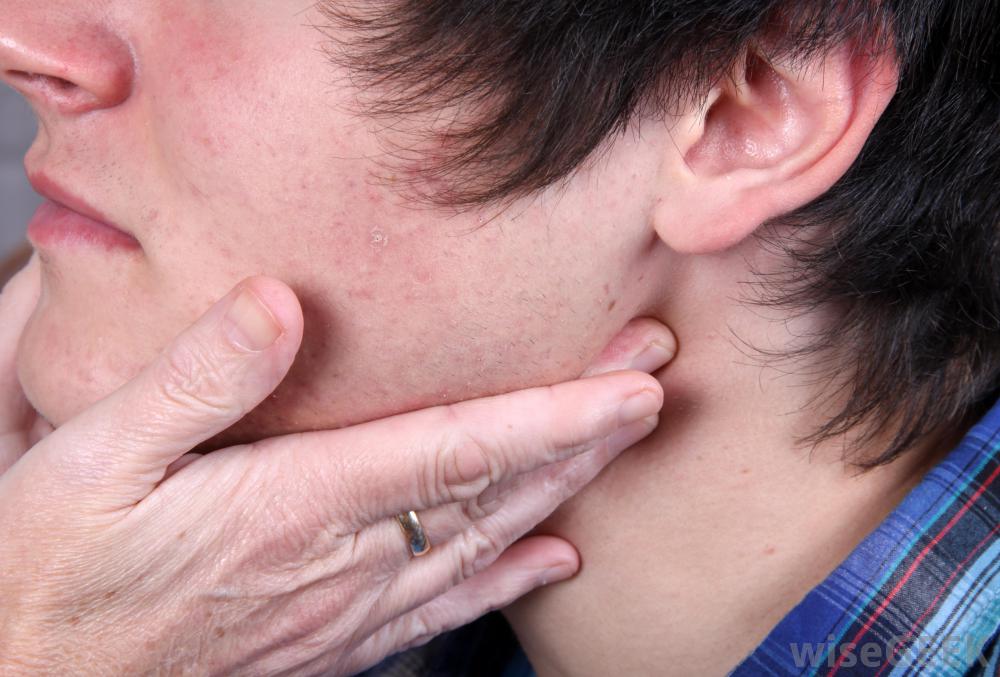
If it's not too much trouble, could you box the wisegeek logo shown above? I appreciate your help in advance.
[788,633,993,670]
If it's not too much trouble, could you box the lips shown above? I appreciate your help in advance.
[25,172,141,252]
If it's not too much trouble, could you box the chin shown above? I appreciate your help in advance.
[16,306,144,429]
[14,302,331,451]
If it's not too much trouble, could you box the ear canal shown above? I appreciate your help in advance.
[685,47,815,178]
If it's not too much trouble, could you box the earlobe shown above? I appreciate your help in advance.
[653,41,898,255]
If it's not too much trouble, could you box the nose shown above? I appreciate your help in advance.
[0,18,134,114]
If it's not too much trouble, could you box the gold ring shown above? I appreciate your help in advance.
[395,510,432,557]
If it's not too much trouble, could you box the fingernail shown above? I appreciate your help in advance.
[606,414,659,456]
[539,562,577,586]
[618,388,662,427]
[224,287,283,352]
[629,340,676,374]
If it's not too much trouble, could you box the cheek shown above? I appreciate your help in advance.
[141,3,345,220]
[204,216,637,448]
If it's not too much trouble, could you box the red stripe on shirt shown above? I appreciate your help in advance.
[826,461,1000,676]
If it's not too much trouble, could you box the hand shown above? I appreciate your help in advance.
[0,276,674,676]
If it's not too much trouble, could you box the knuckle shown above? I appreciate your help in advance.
[458,493,491,524]
[449,431,496,496]
[155,343,244,418]
[455,525,504,581]
[400,608,439,652]
[427,407,499,505]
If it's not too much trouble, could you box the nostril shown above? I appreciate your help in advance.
[3,69,100,112]
[48,76,76,92]
[47,75,76,91]
[4,69,32,84]
[6,69,35,82]
[8,70,77,91]
[1,24,134,112]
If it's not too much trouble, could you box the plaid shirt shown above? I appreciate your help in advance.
[361,397,1000,676]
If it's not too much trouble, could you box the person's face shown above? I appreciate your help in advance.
[2,1,670,445]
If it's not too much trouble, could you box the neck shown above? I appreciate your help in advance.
[503,240,950,676]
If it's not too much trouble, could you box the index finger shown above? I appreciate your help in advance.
[265,369,663,530]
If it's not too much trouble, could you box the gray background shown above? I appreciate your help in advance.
[0,84,41,261]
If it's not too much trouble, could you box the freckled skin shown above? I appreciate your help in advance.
[9,1,670,448]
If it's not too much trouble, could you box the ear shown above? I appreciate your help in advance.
[653,40,898,254]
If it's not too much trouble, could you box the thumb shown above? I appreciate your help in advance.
[0,252,41,437]
[26,277,303,505]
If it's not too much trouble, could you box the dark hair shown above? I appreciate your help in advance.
[317,0,1000,467]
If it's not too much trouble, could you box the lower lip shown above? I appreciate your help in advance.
[26,201,141,252]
